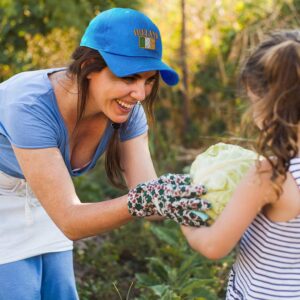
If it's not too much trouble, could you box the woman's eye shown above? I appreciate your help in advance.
[146,77,156,85]
[122,76,135,83]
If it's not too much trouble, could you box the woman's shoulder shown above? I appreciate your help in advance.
[0,69,66,150]
[1,68,64,104]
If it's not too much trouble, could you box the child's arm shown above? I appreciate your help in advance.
[181,160,275,260]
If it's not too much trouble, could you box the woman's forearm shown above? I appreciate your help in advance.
[59,195,133,240]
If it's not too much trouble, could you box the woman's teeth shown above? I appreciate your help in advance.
[116,99,134,109]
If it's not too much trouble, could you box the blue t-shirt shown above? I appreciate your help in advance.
[0,68,148,178]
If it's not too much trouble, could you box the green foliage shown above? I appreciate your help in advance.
[73,159,124,202]
[149,124,182,174]
[134,221,234,300]
[74,220,165,300]
[74,216,233,300]
[24,27,79,69]
[0,0,142,80]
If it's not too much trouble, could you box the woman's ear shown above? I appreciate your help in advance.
[80,59,97,79]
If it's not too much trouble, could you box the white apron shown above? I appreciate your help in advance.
[0,170,72,264]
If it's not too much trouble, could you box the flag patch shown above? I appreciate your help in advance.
[139,36,156,50]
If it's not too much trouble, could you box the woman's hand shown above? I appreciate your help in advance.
[127,173,210,226]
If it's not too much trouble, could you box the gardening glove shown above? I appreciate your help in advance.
[127,173,210,227]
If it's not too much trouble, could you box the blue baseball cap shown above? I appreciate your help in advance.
[80,8,179,86]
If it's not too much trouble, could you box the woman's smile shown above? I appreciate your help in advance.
[115,99,136,112]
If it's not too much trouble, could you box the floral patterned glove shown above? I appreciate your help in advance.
[127,173,210,227]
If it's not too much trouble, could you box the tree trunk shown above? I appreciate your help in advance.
[180,0,190,133]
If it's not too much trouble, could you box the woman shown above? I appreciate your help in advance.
[0,8,208,299]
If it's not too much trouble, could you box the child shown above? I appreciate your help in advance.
[181,30,300,299]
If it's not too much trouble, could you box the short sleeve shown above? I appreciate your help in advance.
[119,104,148,142]
[3,102,58,149]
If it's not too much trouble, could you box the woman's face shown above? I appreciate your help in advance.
[86,67,157,123]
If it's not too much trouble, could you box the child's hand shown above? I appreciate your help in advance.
[180,224,202,251]
[127,173,210,227]
[181,224,199,235]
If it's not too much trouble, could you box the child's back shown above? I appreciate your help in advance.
[227,158,300,299]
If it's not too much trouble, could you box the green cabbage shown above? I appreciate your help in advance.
[190,143,258,221]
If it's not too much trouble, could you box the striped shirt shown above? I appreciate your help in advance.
[226,157,300,299]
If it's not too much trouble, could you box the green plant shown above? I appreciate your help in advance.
[135,221,234,300]
[74,220,165,300]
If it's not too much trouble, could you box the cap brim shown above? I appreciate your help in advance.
[99,50,179,86]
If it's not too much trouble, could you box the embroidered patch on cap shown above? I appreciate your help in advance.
[134,29,158,50]
[139,36,156,50]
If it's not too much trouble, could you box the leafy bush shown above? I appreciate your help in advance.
[135,221,234,300]
[74,219,234,300]
[74,220,164,300]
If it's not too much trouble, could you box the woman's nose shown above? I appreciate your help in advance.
[130,82,146,101]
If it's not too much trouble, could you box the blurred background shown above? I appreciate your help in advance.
[1,0,299,299]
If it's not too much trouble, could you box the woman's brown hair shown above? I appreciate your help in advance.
[67,46,159,189]
[240,31,300,197]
